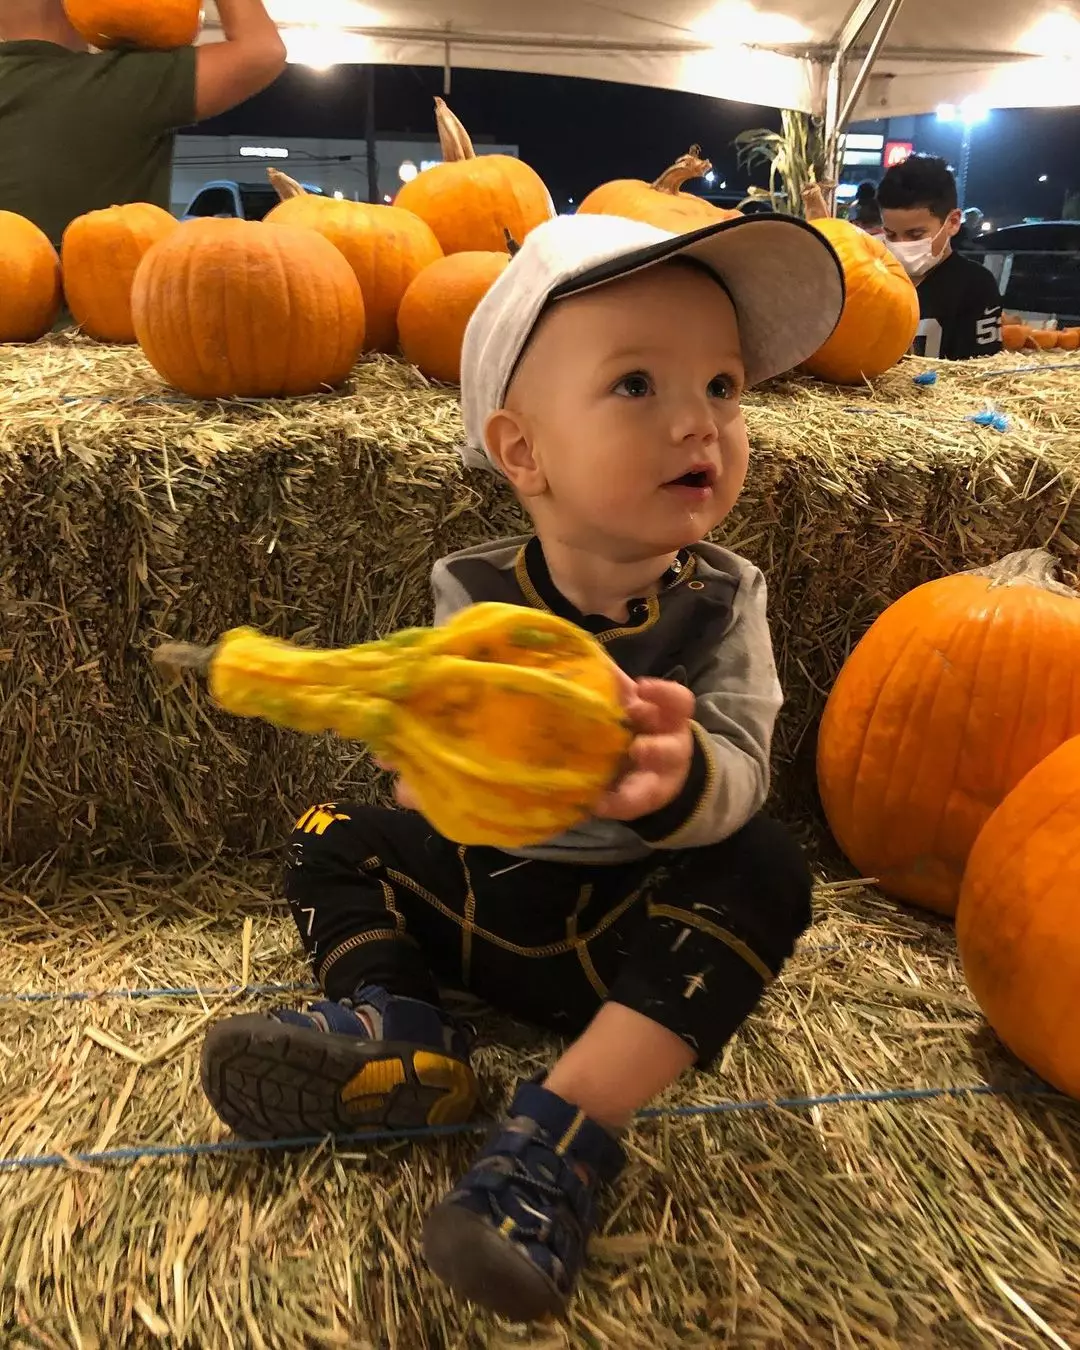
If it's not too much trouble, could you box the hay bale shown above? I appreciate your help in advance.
[1,863,1077,1345]
[2,342,1078,867]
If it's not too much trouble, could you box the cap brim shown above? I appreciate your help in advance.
[551,213,846,386]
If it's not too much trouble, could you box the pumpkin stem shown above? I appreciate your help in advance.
[268,167,307,201]
[503,228,521,257]
[802,183,831,220]
[650,146,712,196]
[434,96,476,162]
[968,549,1078,597]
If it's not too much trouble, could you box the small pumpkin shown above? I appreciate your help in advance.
[817,549,1080,917]
[264,170,442,353]
[1001,323,1031,351]
[577,147,742,232]
[61,202,178,342]
[957,735,1080,1098]
[1056,327,1079,351]
[394,98,553,255]
[1030,328,1058,350]
[398,251,509,384]
[62,0,201,49]
[800,186,920,384]
[0,210,62,342]
[131,218,366,399]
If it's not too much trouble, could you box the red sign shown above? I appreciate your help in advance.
[884,141,914,168]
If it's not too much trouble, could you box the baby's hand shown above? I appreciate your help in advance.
[594,675,695,821]
[373,757,420,811]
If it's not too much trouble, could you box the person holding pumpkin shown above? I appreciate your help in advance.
[0,0,286,251]
[198,210,846,1321]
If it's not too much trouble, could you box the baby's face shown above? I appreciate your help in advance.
[493,261,750,561]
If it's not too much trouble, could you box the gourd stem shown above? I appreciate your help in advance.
[267,167,307,201]
[969,549,1077,597]
[650,146,712,195]
[433,97,476,162]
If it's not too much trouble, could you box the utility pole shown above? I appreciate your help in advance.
[364,65,378,203]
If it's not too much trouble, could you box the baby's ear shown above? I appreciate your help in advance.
[484,410,546,495]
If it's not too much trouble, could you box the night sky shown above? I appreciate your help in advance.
[199,63,1080,223]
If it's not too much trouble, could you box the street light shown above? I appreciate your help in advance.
[1038,174,1049,183]
[935,98,989,208]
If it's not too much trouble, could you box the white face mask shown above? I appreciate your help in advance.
[886,224,949,279]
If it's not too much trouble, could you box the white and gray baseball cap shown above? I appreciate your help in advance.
[460,210,845,471]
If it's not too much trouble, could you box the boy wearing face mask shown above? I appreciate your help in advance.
[878,154,1003,361]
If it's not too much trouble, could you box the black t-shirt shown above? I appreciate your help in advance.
[912,250,1003,360]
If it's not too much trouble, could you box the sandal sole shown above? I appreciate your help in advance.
[201,1014,477,1140]
[422,1200,567,1323]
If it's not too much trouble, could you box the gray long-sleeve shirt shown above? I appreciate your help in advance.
[431,534,782,864]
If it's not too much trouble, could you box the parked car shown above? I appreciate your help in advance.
[967,221,1080,325]
[180,179,325,223]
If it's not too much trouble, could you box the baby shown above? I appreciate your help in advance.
[200,209,845,1321]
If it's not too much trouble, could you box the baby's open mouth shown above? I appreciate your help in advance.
[665,467,714,489]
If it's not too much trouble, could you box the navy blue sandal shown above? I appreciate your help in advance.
[423,1079,625,1321]
[201,984,478,1140]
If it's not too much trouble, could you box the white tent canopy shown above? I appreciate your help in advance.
[203,1,1080,118]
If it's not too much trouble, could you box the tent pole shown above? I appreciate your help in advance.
[821,0,906,213]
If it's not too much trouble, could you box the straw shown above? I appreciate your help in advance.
[0,862,1077,1347]
[2,344,1078,868]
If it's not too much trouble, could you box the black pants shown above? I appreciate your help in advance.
[284,804,813,1068]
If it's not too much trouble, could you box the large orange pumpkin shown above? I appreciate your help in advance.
[398,251,509,384]
[800,186,919,384]
[131,218,366,399]
[63,0,201,48]
[394,98,553,255]
[0,210,62,342]
[817,550,1080,917]
[577,147,742,232]
[957,735,1080,1098]
[61,202,178,342]
[264,170,442,354]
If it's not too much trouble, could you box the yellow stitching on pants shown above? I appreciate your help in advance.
[646,902,775,985]
[565,884,606,997]
[577,942,608,999]
[380,880,406,936]
[357,855,406,937]
[459,847,476,985]
[385,868,643,959]
[316,928,408,986]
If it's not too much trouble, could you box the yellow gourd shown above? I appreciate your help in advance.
[155,603,631,849]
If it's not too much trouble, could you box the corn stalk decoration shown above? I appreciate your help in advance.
[734,110,831,217]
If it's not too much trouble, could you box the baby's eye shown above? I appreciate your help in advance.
[613,372,653,398]
[707,374,737,399]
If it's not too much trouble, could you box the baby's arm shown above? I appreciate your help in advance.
[619,564,781,847]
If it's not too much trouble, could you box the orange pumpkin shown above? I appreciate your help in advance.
[957,735,1080,1098]
[1056,327,1079,351]
[264,170,442,353]
[577,147,742,232]
[63,0,201,48]
[1030,328,1059,350]
[0,210,62,342]
[817,550,1080,917]
[61,202,178,342]
[799,187,919,384]
[394,98,553,255]
[1002,324,1031,351]
[131,218,366,399]
[398,251,509,384]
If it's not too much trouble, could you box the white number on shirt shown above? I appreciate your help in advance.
[915,318,943,359]
[976,312,1002,346]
